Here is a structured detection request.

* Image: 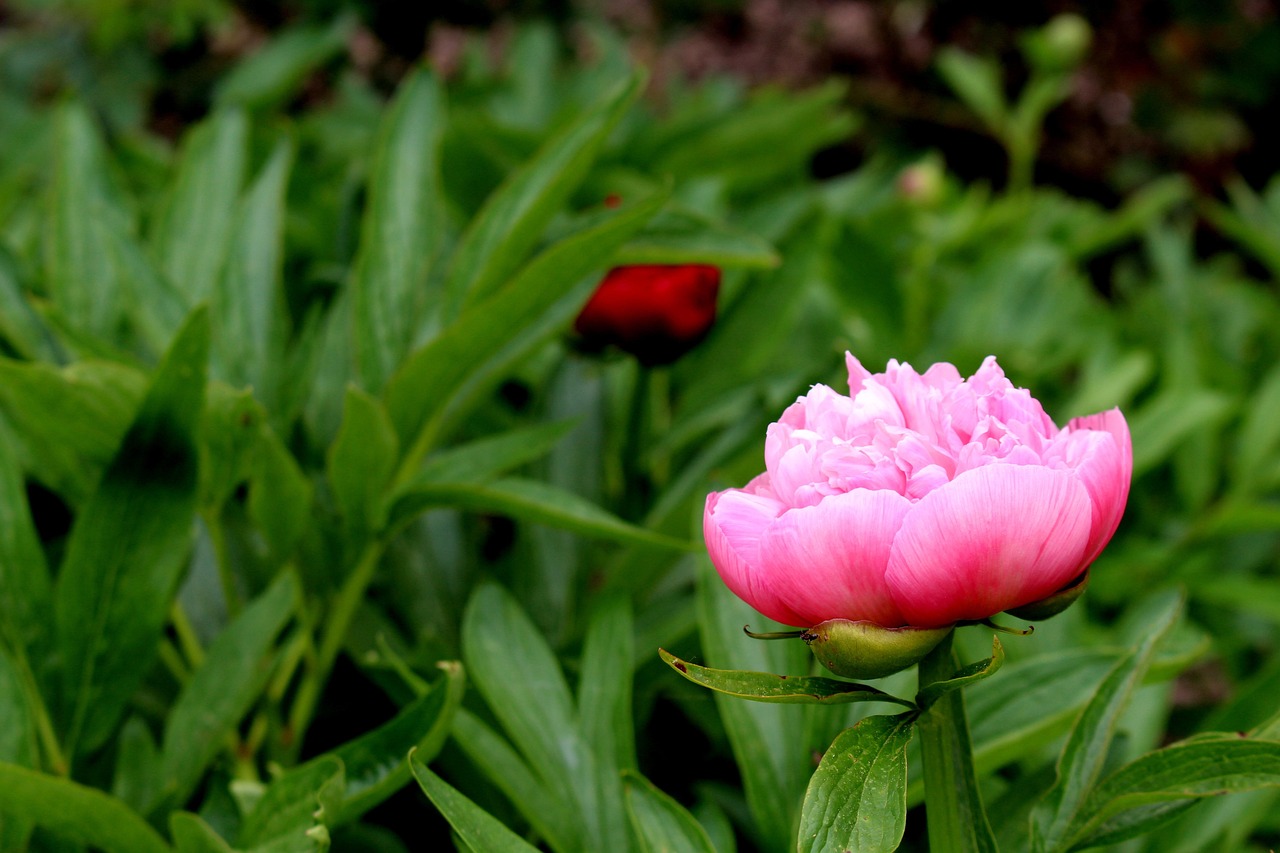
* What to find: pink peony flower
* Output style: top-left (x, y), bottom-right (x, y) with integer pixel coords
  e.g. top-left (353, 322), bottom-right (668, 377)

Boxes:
top-left (704, 354), bottom-right (1131, 629)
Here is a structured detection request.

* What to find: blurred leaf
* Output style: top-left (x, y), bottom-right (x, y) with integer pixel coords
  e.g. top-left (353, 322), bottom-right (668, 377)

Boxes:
top-left (1068, 177), bottom-right (1192, 259)
top-left (1232, 362), bottom-right (1280, 495)
top-left (0, 429), bottom-right (52, 667)
top-left (409, 419), bottom-right (577, 486)
top-left (936, 48), bottom-right (1008, 130)
top-left (156, 572), bottom-right (299, 812)
top-left (0, 651), bottom-right (36, 769)
top-left (0, 762), bottom-right (169, 853)
top-left (660, 649), bottom-right (913, 707)
top-left (389, 477), bottom-right (692, 549)
top-left (1128, 390), bottom-right (1233, 476)
top-left (150, 109), bottom-right (248, 302)
top-left (614, 208), bottom-right (779, 268)
top-left (798, 713), bottom-right (915, 853)
top-left (0, 245), bottom-right (60, 362)
top-left (0, 357), bottom-right (144, 503)
top-left (409, 755), bottom-right (541, 853)
top-left (624, 770), bottom-right (717, 853)
top-left (248, 425), bottom-right (313, 560)
top-left (385, 188), bottom-right (666, 459)
top-left (351, 70), bottom-right (446, 391)
top-left (443, 72), bottom-right (644, 317)
top-left (199, 383), bottom-right (267, 512)
top-left (111, 717), bottom-right (160, 815)
top-left (914, 636), bottom-right (1004, 710)
top-left (237, 755), bottom-right (344, 851)
top-left (171, 812), bottom-right (236, 853)
top-left (580, 597), bottom-right (638, 775)
top-left (1031, 592), bottom-right (1182, 852)
top-left (327, 387), bottom-right (399, 536)
top-left (214, 138), bottom-right (292, 392)
top-left (214, 18), bottom-right (352, 110)
top-left (55, 308), bottom-right (208, 757)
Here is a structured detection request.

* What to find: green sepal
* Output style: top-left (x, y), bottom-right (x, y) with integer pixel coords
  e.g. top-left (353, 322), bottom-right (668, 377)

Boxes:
top-left (803, 619), bottom-right (951, 680)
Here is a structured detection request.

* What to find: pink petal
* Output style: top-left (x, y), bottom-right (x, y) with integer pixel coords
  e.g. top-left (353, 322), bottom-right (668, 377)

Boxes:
top-left (885, 464), bottom-right (1093, 627)
top-left (759, 489), bottom-right (912, 627)
top-left (1065, 408), bottom-right (1132, 563)
top-left (703, 489), bottom-right (810, 626)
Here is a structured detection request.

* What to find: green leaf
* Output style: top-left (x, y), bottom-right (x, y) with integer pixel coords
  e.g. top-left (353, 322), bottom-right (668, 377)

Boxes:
top-left (0, 762), bottom-right (170, 853)
top-left (936, 48), bottom-right (1008, 130)
top-left (214, 137), bottom-right (292, 392)
top-left (111, 717), bottom-right (161, 815)
top-left (388, 477), bottom-right (692, 549)
top-left (660, 649), bottom-right (914, 707)
top-left (0, 431), bottom-right (52, 666)
top-left (248, 424), bottom-right (313, 560)
top-left (385, 187), bottom-right (667, 465)
top-left (1067, 737), bottom-right (1280, 850)
top-left (451, 709), bottom-right (579, 853)
top-left (351, 70), bottom-right (446, 391)
top-left (798, 713), bottom-right (916, 853)
top-left (0, 245), bottom-right (60, 362)
top-left (442, 72), bottom-right (643, 316)
top-left (0, 357), bottom-right (145, 503)
top-left (580, 597), bottom-right (638, 774)
top-left (328, 660), bottom-right (464, 824)
top-left (43, 101), bottom-right (127, 337)
top-left (1031, 592), bottom-right (1183, 853)
top-left (171, 812), bottom-right (236, 853)
top-left (613, 207), bottom-right (779, 268)
top-left (214, 18), bottom-right (351, 110)
top-left (238, 756), bottom-right (344, 851)
top-left (55, 307), bottom-right (209, 758)
top-left (462, 583), bottom-right (607, 850)
top-left (156, 572), bottom-right (299, 812)
top-left (327, 387), bottom-right (399, 535)
top-left (199, 383), bottom-right (268, 512)
top-left (915, 635), bottom-right (1005, 710)
top-left (1128, 390), bottom-right (1233, 476)
top-left (408, 419), bottom-right (577, 486)
top-left (409, 754), bottom-right (542, 853)
top-left (151, 109), bottom-right (248, 302)
top-left (624, 770), bottom-right (717, 853)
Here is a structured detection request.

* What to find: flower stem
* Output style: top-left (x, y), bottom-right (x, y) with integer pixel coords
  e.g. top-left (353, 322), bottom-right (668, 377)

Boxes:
top-left (917, 630), bottom-right (1000, 853)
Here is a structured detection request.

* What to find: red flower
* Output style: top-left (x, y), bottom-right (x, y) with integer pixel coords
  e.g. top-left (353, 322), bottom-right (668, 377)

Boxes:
top-left (574, 265), bottom-right (721, 366)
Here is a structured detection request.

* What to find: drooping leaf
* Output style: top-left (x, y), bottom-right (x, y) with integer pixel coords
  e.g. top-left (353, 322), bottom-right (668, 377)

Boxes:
top-left (915, 635), bottom-right (1005, 710)
top-left (798, 713), bottom-right (916, 853)
top-left (55, 307), bottom-right (209, 757)
top-left (660, 650), bottom-right (914, 707)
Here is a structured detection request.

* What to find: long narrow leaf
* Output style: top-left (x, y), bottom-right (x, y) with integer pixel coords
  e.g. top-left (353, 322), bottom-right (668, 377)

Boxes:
top-left (410, 755), bottom-right (541, 853)
top-left (661, 650), bottom-right (914, 707)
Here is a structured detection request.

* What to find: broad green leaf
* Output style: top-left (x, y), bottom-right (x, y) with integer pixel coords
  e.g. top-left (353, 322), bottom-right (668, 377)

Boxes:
top-left (156, 572), bottom-right (299, 812)
top-left (388, 477), bottom-right (692, 549)
top-left (462, 583), bottom-right (606, 851)
top-left (214, 18), bottom-right (351, 110)
top-left (0, 245), bottom-right (60, 362)
top-left (579, 597), bottom-right (638, 774)
top-left (0, 357), bottom-right (145, 503)
top-left (248, 425), bottom-right (313, 560)
top-left (613, 208), bottom-right (779, 268)
top-left (624, 770), bottom-right (717, 853)
top-left (1067, 737), bottom-right (1280, 850)
top-left (798, 713), bottom-right (916, 853)
top-left (214, 137), bottom-right (292, 392)
top-left (171, 812), bottom-right (236, 853)
top-left (409, 755), bottom-right (541, 853)
top-left (660, 650), bottom-right (914, 707)
top-left (0, 762), bottom-right (169, 853)
top-left (451, 709), bottom-right (579, 853)
top-left (408, 419), bottom-right (577, 486)
top-left (443, 72), bottom-right (643, 316)
top-left (328, 661), bottom-right (464, 824)
top-left (386, 187), bottom-right (666, 464)
top-left (1031, 592), bottom-right (1183, 853)
top-left (56, 308), bottom-right (208, 757)
top-left (0, 434), bottom-right (52, 664)
top-left (915, 636), bottom-right (1005, 710)
top-left (151, 109), bottom-right (248, 302)
top-left (351, 70), bottom-right (446, 391)
top-left (112, 717), bottom-right (161, 815)
top-left (108, 215), bottom-right (191, 356)
top-left (238, 756), bottom-right (343, 852)
top-left (936, 48), bottom-right (1008, 130)
top-left (44, 101), bottom-right (126, 337)
top-left (327, 387), bottom-right (399, 535)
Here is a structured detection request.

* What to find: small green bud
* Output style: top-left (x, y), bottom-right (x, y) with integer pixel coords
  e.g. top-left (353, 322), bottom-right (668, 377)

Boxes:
top-left (897, 156), bottom-right (946, 208)
top-left (803, 619), bottom-right (951, 680)
top-left (1005, 570), bottom-right (1089, 621)
top-left (1023, 14), bottom-right (1092, 73)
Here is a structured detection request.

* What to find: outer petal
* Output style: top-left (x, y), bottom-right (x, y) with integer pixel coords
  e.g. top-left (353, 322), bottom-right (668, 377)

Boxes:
top-left (1066, 408), bottom-right (1132, 564)
top-left (885, 464), bottom-right (1092, 627)
top-left (760, 489), bottom-right (912, 627)
top-left (703, 488), bottom-right (809, 626)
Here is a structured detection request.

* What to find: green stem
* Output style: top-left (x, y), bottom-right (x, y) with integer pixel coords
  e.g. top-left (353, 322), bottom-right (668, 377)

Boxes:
top-left (10, 650), bottom-right (67, 776)
top-left (169, 601), bottom-right (205, 669)
top-left (917, 631), bottom-right (1000, 853)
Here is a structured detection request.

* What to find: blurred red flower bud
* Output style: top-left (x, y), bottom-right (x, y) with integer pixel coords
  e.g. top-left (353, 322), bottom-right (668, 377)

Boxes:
top-left (574, 265), bottom-right (721, 366)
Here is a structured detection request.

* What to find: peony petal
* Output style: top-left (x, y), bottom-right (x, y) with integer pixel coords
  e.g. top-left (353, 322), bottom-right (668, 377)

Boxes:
top-left (1064, 408), bottom-right (1132, 563)
top-left (704, 489), bottom-right (810, 626)
top-left (759, 489), bottom-right (912, 627)
top-left (885, 464), bottom-right (1092, 627)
